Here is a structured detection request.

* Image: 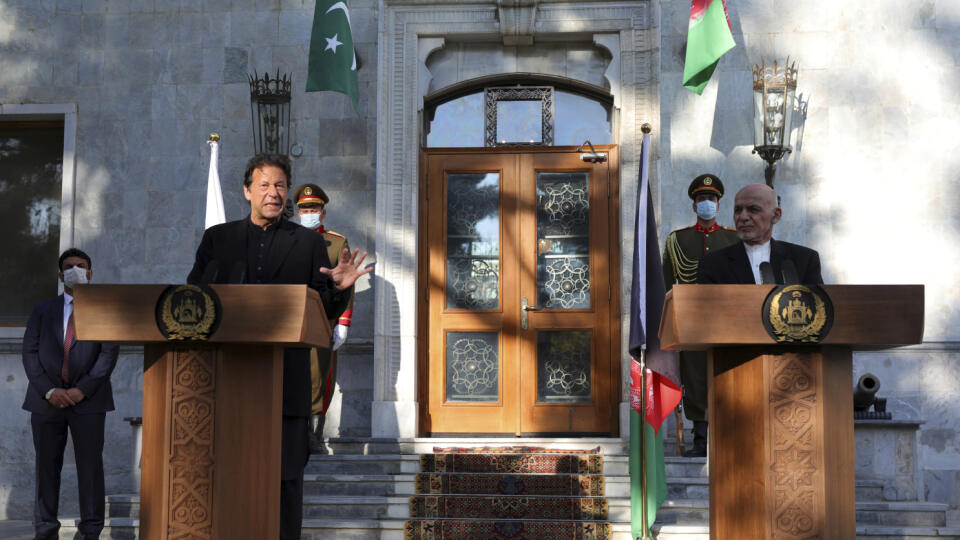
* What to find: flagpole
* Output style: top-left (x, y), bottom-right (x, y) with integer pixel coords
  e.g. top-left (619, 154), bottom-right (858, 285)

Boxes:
top-left (639, 349), bottom-right (653, 540)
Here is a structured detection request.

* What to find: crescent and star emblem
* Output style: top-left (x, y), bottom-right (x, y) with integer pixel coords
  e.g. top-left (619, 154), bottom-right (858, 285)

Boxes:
top-left (325, 1), bottom-right (357, 71)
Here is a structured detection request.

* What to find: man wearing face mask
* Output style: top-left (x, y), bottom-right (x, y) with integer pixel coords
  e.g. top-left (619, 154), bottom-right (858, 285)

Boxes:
top-left (22, 248), bottom-right (119, 540)
top-left (292, 183), bottom-right (354, 453)
top-left (662, 174), bottom-right (739, 457)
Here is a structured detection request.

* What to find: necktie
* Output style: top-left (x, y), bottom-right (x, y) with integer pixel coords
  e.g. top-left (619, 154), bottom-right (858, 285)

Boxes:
top-left (62, 312), bottom-right (75, 383)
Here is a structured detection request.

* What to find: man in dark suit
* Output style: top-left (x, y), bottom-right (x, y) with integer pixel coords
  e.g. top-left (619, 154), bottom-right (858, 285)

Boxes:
top-left (187, 154), bottom-right (372, 540)
top-left (698, 183), bottom-right (823, 285)
top-left (22, 248), bottom-right (119, 540)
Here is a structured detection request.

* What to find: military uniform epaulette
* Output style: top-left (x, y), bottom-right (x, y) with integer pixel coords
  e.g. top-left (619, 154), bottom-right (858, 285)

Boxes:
top-left (669, 226), bottom-right (695, 235)
top-left (721, 226), bottom-right (735, 232)
top-left (324, 230), bottom-right (345, 239)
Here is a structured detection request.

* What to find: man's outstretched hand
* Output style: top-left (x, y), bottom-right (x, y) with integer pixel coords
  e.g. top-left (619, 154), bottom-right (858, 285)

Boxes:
top-left (320, 248), bottom-right (374, 290)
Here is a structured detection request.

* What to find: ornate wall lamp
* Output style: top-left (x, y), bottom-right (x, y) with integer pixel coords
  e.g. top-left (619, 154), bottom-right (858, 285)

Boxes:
top-left (249, 71), bottom-right (292, 155)
top-left (752, 59), bottom-right (797, 186)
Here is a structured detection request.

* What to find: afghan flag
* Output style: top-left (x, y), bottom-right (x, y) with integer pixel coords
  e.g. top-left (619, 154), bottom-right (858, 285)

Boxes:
top-left (306, 0), bottom-right (361, 114)
top-left (629, 129), bottom-right (682, 539)
top-left (682, 0), bottom-right (736, 94)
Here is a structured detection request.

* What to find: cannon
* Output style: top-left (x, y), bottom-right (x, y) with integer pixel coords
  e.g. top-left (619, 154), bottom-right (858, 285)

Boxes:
top-left (853, 372), bottom-right (880, 411)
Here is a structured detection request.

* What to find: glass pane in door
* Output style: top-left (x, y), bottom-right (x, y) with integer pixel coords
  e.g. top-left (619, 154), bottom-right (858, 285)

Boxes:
top-left (446, 173), bottom-right (500, 309)
top-left (537, 331), bottom-right (591, 402)
top-left (536, 172), bottom-right (590, 309)
top-left (446, 331), bottom-right (499, 402)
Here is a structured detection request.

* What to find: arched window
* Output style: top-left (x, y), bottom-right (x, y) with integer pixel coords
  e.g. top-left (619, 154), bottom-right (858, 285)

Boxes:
top-left (424, 79), bottom-right (614, 148)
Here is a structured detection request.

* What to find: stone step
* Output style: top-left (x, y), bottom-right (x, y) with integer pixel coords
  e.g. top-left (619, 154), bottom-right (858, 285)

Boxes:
top-left (653, 500), bottom-right (952, 528)
top-left (652, 524), bottom-right (960, 540)
top-left (303, 495), bottom-right (389, 520)
top-left (302, 473), bottom-right (401, 496)
top-left (37, 519), bottom-right (960, 540)
top-left (305, 454), bottom-right (414, 475)
top-left (856, 502), bottom-right (952, 527)
top-left (664, 456), bottom-right (708, 478)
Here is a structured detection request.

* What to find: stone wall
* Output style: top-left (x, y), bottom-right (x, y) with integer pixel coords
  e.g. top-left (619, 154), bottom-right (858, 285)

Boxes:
top-left (0, 0), bottom-right (379, 423)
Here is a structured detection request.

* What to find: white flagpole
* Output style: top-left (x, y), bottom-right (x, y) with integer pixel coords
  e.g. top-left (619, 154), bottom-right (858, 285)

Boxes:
top-left (205, 133), bottom-right (226, 230)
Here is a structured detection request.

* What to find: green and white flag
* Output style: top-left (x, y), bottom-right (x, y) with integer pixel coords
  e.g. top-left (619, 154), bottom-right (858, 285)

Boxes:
top-left (682, 0), bottom-right (736, 95)
top-left (306, 0), bottom-right (360, 114)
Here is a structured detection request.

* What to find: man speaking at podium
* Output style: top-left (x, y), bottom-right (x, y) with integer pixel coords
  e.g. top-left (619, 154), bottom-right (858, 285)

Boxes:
top-left (697, 183), bottom-right (823, 285)
top-left (187, 154), bottom-right (372, 540)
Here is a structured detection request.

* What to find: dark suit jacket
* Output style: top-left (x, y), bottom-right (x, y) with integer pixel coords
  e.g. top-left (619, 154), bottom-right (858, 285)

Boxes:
top-left (187, 218), bottom-right (351, 417)
top-left (697, 238), bottom-right (824, 285)
top-left (22, 296), bottom-right (118, 415)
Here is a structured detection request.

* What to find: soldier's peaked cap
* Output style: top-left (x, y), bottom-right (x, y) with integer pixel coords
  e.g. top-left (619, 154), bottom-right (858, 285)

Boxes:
top-left (293, 183), bottom-right (329, 206)
top-left (688, 174), bottom-right (724, 199)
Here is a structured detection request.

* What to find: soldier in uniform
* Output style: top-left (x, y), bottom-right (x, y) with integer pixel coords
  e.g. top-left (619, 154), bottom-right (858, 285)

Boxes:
top-left (662, 174), bottom-right (739, 457)
top-left (293, 183), bottom-right (355, 453)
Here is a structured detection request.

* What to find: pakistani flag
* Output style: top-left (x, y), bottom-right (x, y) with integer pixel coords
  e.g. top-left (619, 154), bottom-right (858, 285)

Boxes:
top-left (682, 0), bottom-right (736, 95)
top-left (306, 0), bottom-right (360, 114)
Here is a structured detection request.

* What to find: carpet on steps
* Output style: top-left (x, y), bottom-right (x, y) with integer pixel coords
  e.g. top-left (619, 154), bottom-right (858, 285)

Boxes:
top-left (406, 446), bottom-right (611, 540)
top-left (415, 472), bottom-right (605, 496)
top-left (404, 519), bottom-right (613, 540)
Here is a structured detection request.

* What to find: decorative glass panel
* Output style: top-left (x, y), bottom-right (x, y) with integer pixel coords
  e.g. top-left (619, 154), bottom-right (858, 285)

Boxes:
top-left (537, 331), bottom-right (591, 403)
top-left (0, 122), bottom-right (63, 324)
top-left (427, 93), bottom-right (484, 147)
top-left (446, 173), bottom-right (500, 309)
top-left (554, 91), bottom-right (612, 145)
top-left (496, 100), bottom-right (542, 144)
top-left (536, 172), bottom-right (590, 309)
top-left (427, 87), bottom-right (612, 148)
top-left (484, 87), bottom-right (554, 146)
top-left (446, 332), bottom-right (499, 402)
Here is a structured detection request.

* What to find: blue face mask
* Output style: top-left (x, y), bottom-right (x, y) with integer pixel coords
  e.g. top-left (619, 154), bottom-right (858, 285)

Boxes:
top-left (695, 200), bottom-right (717, 220)
top-left (299, 213), bottom-right (322, 229)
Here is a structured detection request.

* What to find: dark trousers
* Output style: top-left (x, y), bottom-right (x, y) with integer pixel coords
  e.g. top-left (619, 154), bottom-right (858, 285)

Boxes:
top-left (679, 350), bottom-right (708, 422)
top-left (31, 410), bottom-right (106, 538)
top-left (280, 416), bottom-right (309, 540)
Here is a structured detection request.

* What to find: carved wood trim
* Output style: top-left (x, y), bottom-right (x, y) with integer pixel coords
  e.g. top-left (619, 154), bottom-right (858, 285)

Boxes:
top-left (768, 355), bottom-right (821, 539)
top-left (167, 348), bottom-right (216, 539)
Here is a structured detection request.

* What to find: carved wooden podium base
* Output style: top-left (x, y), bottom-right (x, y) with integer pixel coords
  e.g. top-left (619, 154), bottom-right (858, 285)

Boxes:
top-left (708, 346), bottom-right (855, 539)
top-left (141, 344), bottom-right (283, 540)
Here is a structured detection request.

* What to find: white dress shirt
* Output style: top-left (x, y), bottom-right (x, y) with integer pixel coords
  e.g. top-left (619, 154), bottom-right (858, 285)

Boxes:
top-left (743, 240), bottom-right (771, 284)
top-left (63, 291), bottom-right (74, 341)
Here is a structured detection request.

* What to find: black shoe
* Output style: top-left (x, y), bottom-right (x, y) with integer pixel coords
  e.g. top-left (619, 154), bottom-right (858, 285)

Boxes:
top-left (308, 414), bottom-right (326, 454)
top-left (685, 420), bottom-right (708, 457)
top-left (34, 535), bottom-right (56, 540)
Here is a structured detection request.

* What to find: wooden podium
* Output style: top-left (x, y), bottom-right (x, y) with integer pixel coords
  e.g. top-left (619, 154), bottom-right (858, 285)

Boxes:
top-left (659, 284), bottom-right (924, 539)
top-left (72, 284), bottom-right (331, 540)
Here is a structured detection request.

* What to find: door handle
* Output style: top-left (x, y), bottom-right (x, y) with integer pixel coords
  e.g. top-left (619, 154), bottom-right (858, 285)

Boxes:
top-left (521, 296), bottom-right (541, 330)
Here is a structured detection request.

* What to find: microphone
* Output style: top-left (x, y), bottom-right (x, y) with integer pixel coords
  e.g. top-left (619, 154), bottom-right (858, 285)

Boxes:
top-left (782, 260), bottom-right (799, 285)
top-left (228, 262), bottom-right (246, 284)
top-left (199, 260), bottom-right (220, 285)
top-left (759, 261), bottom-right (776, 285)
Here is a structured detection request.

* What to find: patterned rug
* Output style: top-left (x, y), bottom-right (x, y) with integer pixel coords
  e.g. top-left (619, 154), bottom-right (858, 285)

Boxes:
top-left (410, 495), bottom-right (608, 520)
top-left (405, 520), bottom-right (613, 540)
top-left (420, 452), bottom-right (603, 474)
top-left (405, 447), bottom-right (611, 540)
top-left (433, 445), bottom-right (601, 454)
top-left (415, 472), bottom-right (604, 496)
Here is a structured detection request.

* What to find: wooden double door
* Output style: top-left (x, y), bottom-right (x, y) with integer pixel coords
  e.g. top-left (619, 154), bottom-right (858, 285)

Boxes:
top-left (420, 148), bottom-right (620, 435)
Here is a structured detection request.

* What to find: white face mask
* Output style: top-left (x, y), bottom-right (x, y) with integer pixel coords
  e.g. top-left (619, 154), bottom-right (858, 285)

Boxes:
top-left (299, 213), bottom-right (322, 229)
top-left (695, 200), bottom-right (718, 220)
top-left (62, 266), bottom-right (89, 289)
